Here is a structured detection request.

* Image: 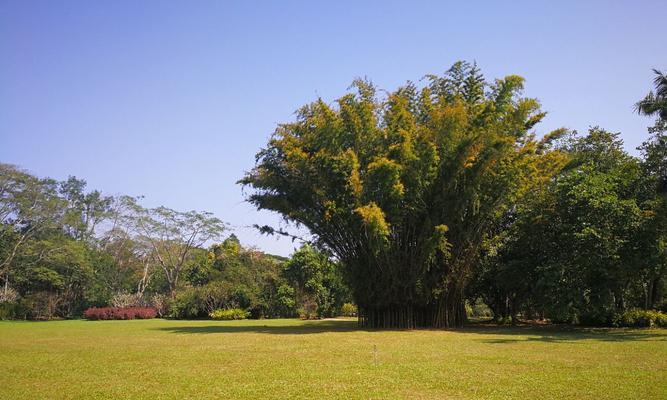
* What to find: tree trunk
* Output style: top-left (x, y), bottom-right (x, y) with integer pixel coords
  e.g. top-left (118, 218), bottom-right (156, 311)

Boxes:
top-left (358, 294), bottom-right (466, 329)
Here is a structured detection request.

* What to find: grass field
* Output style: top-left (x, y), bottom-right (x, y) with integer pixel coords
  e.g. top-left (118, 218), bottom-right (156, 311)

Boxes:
top-left (1, 318), bottom-right (666, 399)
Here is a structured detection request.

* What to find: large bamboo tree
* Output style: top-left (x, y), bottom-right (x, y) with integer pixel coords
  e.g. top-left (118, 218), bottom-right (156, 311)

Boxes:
top-left (241, 62), bottom-right (565, 328)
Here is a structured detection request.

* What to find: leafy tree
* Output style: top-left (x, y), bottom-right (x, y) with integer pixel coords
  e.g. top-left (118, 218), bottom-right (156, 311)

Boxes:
top-left (241, 62), bottom-right (565, 327)
top-left (59, 176), bottom-right (113, 242)
top-left (0, 164), bottom-right (67, 296)
top-left (474, 128), bottom-right (651, 324)
top-left (123, 197), bottom-right (227, 296)
top-left (282, 244), bottom-right (348, 318)
top-left (183, 248), bottom-right (217, 286)
top-left (98, 230), bottom-right (150, 297)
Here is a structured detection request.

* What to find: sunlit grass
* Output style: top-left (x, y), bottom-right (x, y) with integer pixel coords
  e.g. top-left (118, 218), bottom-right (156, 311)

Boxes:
top-left (1, 318), bottom-right (665, 399)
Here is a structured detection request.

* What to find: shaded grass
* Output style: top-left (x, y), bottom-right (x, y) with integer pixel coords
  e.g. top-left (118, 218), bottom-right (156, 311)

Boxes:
top-left (1, 318), bottom-right (665, 399)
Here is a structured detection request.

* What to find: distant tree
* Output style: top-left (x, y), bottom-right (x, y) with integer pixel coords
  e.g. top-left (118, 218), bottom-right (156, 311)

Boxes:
top-left (0, 164), bottom-right (66, 296)
top-left (123, 198), bottom-right (227, 296)
top-left (59, 176), bottom-right (113, 242)
top-left (12, 235), bottom-right (95, 318)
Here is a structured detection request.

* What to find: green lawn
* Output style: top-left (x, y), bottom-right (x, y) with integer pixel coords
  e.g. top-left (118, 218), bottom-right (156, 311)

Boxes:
top-left (1, 319), bottom-right (666, 399)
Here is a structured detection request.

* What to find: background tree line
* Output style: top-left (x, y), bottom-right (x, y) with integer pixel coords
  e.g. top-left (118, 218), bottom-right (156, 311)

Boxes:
top-left (0, 170), bottom-right (351, 320)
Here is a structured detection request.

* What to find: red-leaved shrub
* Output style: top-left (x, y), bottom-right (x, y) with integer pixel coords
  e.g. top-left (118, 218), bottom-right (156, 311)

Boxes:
top-left (83, 307), bottom-right (157, 320)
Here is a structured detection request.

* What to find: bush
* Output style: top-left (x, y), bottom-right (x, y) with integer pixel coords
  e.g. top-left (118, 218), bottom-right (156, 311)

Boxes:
top-left (297, 299), bottom-right (318, 320)
top-left (0, 302), bottom-right (26, 320)
top-left (169, 287), bottom-right (207, 319)
top-left (22, 292), bottom-right (64, 320)
top-left (201, 281), bottom-right (233, 314)
top-left (84, 307), bottom-right (157, 320)
top-left (613, 309), bottom-right (667, 328)
top-left (466, 299), bottom-right (493, 319)
top-left (209, 308), bottom-right (249, 320)
top-left (340, 303), bottom-right (357, 317)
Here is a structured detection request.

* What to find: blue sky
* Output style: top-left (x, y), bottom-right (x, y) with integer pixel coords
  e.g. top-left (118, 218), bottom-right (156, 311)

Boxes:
top-left (1, 1), bottom-right (665, 256)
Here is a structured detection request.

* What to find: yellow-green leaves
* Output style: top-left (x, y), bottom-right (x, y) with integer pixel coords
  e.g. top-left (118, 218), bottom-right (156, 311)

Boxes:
top-left (344, 149), bottom-right (363, 198)
top-left (434, 224), bottom-right (452, 258)
top-left (355, 202), bottom-right (390, 240)
top-left (364, 157), bottom-right (404, 209)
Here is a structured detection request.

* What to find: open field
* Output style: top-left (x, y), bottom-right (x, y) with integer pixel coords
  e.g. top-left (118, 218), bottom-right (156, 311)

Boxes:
top-left (1, 319), bottom-right (666, 399)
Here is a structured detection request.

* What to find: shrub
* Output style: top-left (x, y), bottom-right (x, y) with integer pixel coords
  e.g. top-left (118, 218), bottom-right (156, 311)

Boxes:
top-left (297, 299), bottom-right (318, 320)
top-left (466, 299), bottom-right (493, 319)
top-left (340, 303), bottom-right (358, 317)
top-left (84, 307), bottom-right (157, 320)
top-left (494, 316), bottom-right (514, 325)
top-left (209, 308), bottom-right (249, 320)
top-left (201, 281), bottom-right (233, 314)
top-left (0, 287), bottom-right (23, 320)
top-left (169, 287), bottom-right (207, 319)
top-left (613, 309), bottom-right (667, 328)
top-left (22, 292), bottom-right (64, 320)
top-left (0, 302), bottom-right (26, 320)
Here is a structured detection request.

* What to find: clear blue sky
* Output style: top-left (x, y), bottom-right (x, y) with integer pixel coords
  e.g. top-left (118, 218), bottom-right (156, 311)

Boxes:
top-left (1, 1), bottom-right (665, 256)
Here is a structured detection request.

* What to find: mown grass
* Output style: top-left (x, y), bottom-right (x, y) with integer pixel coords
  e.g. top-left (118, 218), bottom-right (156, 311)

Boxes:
top-left (1, 318), bottom-right (665, 399)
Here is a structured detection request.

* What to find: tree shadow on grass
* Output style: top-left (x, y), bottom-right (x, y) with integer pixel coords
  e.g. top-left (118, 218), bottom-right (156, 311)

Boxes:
top-left (154, 319), bottom-right (667, 342)
top-left (459, 322), bottom-right (667, 344)
top-left (154, 319), bottom-right (365, 335)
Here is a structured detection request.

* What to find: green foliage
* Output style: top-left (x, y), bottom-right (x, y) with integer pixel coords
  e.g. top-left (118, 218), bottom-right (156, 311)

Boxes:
top-left (166, 238), bottom-right (350, 320)
top-left (275, 283), bottom-right (296, 316)
top-left (281, 244), bottom-right (350, 318)
top-left (614, 309), bottom-right (667, 328)
top-left (0, 302), bottom-right (26, 320)
top-left (169, 287), bottom-right (206, 319)
top-left (466, 299), bottom-right (493, 319)
top-left (340, 302), bottom-right (357, 317)
top-left (472, 126), bottom-right (666, 325)
top-left (209, 308), bottom-right (250, 320)
top-left (122, 198), bottom-right (227, 295)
